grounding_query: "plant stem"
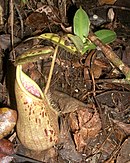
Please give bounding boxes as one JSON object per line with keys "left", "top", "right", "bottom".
{"left": 44, "top": 45, "right": 59, "bottom": 95}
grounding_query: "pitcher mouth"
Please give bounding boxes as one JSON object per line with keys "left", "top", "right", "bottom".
{"left": 16, "top": 65, "right": 44, "bottom": 100}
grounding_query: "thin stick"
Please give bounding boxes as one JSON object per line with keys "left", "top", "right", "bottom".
{"left": 44, "top": 45, "right": 59, "bottom": 95}
{"left": 10, "top": 0, "right": 15, "bottom": 60}
{"left": 90, "top": 70, "right": 96, "bottom": 96}
{"left": 88, "top": 31, "right": 130, "bottom": 82}
{"left": 14, "top": 2, "right": 24, "bottom": 39}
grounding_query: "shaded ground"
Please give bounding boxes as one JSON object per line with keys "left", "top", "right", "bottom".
{"left": 0, "top": 0, "right": 130, "bottom": 162}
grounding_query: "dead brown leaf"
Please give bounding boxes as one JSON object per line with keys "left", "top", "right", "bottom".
{"left": 74, "top": 132, "right": 87, "bottom": 152}
{"left": 112, "top": 119, "right": 130, "bottom": 134}
{"left": 36, "top": 5, "right": 61, "bottom": 24}
{"left": 79, "top": 111, "right": 102, "bottom": 139}
{"left": 91, "top": 64, "right": 102, "bottom": 79}
{"left": 58, "top": 117, "right": 82, "bottom": 162}
{"left": 69, "top": 105, "right": 102, "bottom": 152}
{"left": 25, "top": 12, "right": 49, "bottom": 30}
{"left": 116, "top": 137, "right": 130, "bottom": 163}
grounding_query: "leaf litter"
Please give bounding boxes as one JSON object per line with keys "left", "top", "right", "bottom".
{"left": 0, "top": 0, "right": 130, "bottom": 162}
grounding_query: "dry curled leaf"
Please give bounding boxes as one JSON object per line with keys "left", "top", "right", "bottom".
{"left": 117, "top": 137, "right": 130, "bottom": 163}
{"left": 79, "top": 111, "right": 101, "bottom": 138}
{"left": 0, "top": 108, "right": 17, "bottom": 139}
{"left": 59, "top": 118, "right": 82, "bottom": 162}
{"left": 25, "top": 12, "right": 49, "bottom": 30}
{"left": 69, "top": 106, "right": 102, "bottom": 151}
{"left": 73, "top": 132, "right": 87, "bottom": 152}
{"left": 112, "top": 119, "right": 130, "bottom": 134}
{"left": 36, "top": 5, "right": 61, "bottom": 24}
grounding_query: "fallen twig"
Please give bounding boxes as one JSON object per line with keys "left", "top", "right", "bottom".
{"left": 88, "top": 31, "right": 130, "bottom": 83}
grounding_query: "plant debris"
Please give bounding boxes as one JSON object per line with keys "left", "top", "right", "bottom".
{"left": 0, "top": 0, "right": 130, "bottom": 162}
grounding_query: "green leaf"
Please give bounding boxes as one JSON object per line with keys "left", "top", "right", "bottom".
{"left": 82, "top": 29, "right": 116, "bottom": 54}
{"left": 67, "top": 34, "right": 84, "bottom": 53}
{"left": 74, "top": 7, "right": 90, "bottom": 43}
{"left": 21, "top": 0, "right": 28, "bottom": 4}
{"left": 37, "top": 33, "right": 77, "bottom": 54}
{"left": 95, "top": 29, "right": 116, "bottom": 44}
{"left": 15, "top": 46, "right": 54, "bottom": 65}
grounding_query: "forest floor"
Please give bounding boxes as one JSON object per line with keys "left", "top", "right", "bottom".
{"left": 0, "top": 0, "right": 130, "bottom": 162}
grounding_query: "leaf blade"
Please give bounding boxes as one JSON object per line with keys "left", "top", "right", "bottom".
{"left": 82, "top": 30, "right": 116, "bottom": 53}
{"left": 74, "top": 7, "right": 90, "bottom": 43}
{"left": 15, "top": 46, "right": 54, "bottom": 65}
{"left": 67, "top": 34, "right": 84, "bottom": 53}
